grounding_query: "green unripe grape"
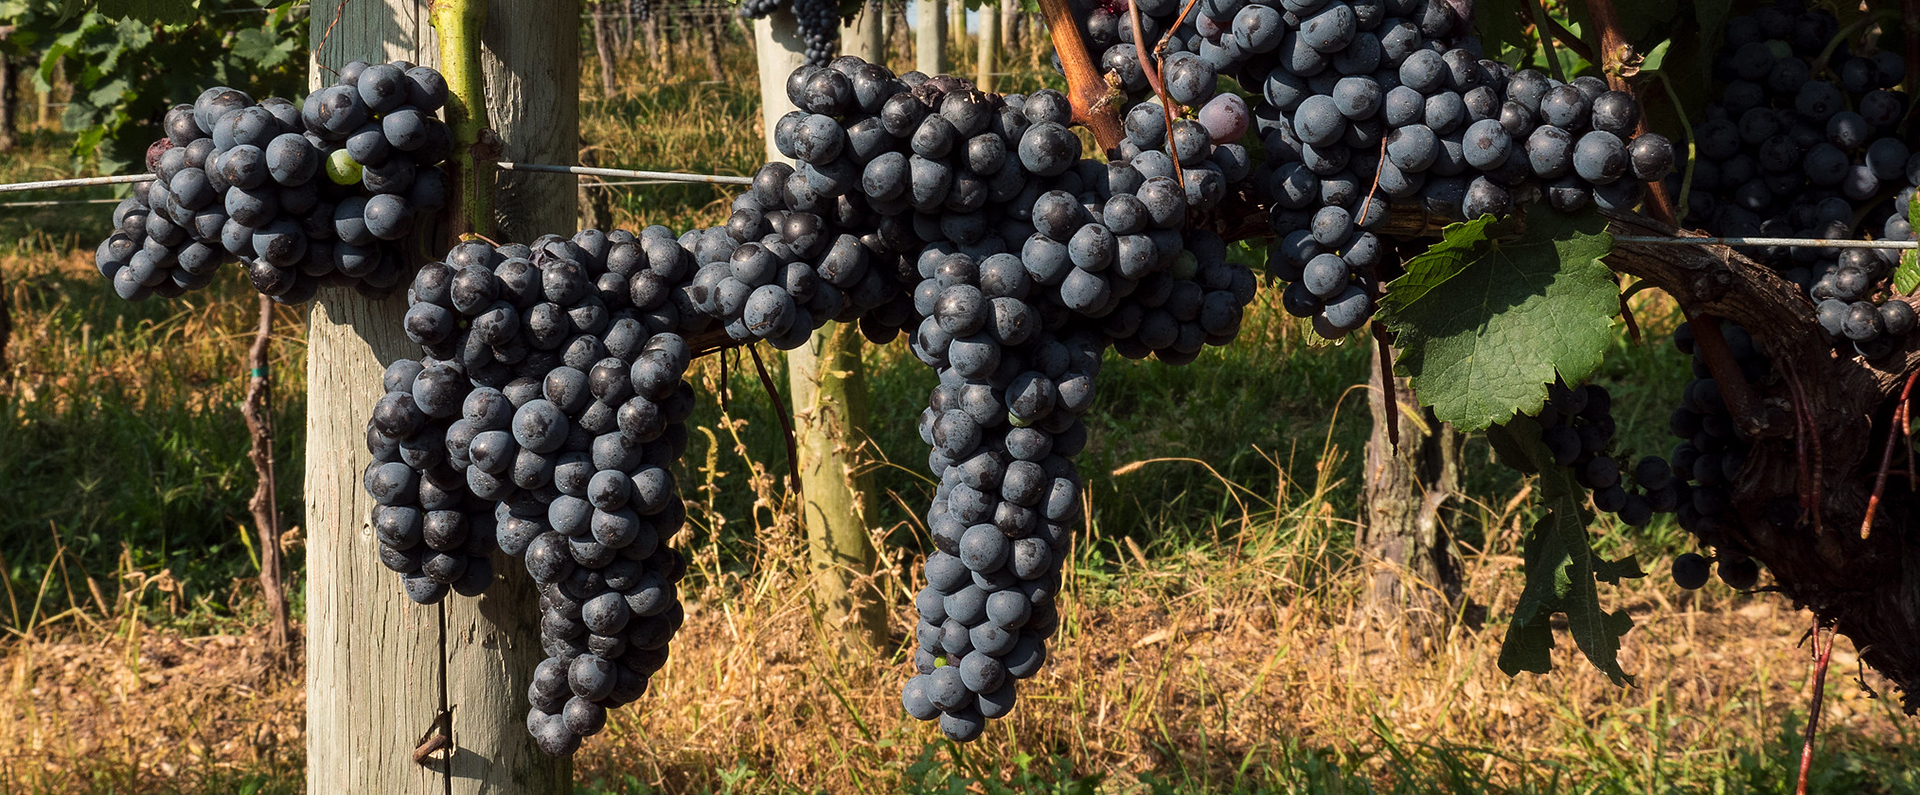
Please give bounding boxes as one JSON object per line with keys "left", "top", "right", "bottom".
{"left": 326, "top": 148, "right": 364, "bottom": 186}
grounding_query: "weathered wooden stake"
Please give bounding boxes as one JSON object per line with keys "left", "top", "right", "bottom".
{"left": 976, "top": 4, "right": 996, "bottom": 92}
{"left": 305, "top": 0, "right": 577, "bottom": 791}
{"left": 241, "top": 295, "right": 290, "bottom": 656}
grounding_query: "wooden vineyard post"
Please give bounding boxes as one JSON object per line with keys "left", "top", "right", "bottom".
{"left": 949, "top": 0, "right": 965, "bottom": 64}
{"left": 756, "top": 8, "right": 891, "bottom": 653}
{"left": 840, "top": 0, "right": 885, "bottom": 70}
{"left": 976, "top": 2, "right": 996, "bottom": 92}
{"left": 917, "top": 0, "right": 946, "bottom": 75}
{"left": 304, "top": 0, "right": 576, "bottom": 791}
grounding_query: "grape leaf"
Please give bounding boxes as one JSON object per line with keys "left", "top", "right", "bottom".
{"left": 233, "top": 27, "right": 295, "bottom": 69}
{"left": 1638, "top": 39, "right": 1671, "bottom": 72}
{"left": 1896, "top": 192, "right": 1920, "bottom": 295}
{"left": 1472, "top": 0, "right": 1531, "bottom": 64}
{"left": 1376, "top": 205, "right": 1618, "bottom": 432}
{"left": 95, "top": 0, "right": 194, "bottom": 25}
{"left": 1486, "top": 419, "right": 1642, "bottom": 686}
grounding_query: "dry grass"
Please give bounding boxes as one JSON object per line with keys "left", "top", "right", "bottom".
{"left": 4, "top": 441, "right": 1917, "bottom": 793}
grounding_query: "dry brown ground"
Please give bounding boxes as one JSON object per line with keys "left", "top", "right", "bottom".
{"left": 3, "top": 527, "right": 1913, "bottom": 793}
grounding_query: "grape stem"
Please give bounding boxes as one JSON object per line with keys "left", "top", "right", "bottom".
{"left": 1812, "top": 10, "right": 1900, "bottom": 79}
{"left": 1155, "top": 0, "right": 1204, "bottom": 62}
{"left": 431, "top": 0, "right": 496, "bottom": 241}
{"left": 1127, "top": 0, "right": 1184, "bottom": 191}
{"left": 1035, "top": 0, "right": 1125, "bottom": 154}
{"left": 1796, "top": 624, "right": 1835, "bottom": 795}
{"left": 746, "top": 342, "right": 804, "bottom": 501}
{"left": 1860, "top": 369, "right": 1920, "bottom": 539}
{"left": 1617, "top": 290, "right": 1640, "bottom": 345}
{"left": 1521, "top": 0, "right": 1567, "bottom": 83}
{"left": 1370, "top": 323, "right": 1401, "bottom": 451}
{"left": 1582, "top": 0, "right": 1677, "bottom": 224}
{"left": 1534, "top": 9, "right": 1594, "bottom": 65}
{"left": 1653, "top": 72, "right": 1696, "bottom": 224}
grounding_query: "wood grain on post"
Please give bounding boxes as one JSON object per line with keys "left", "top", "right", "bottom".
{"left": 305, "top": 1, "right": 576, "bottom": 791}
{"left": 759, "top": 8, "right": 891, "bottom": 652}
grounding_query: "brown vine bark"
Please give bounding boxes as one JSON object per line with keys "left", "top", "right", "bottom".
{"left": 0, "top": 254, "right": 10, "bottom": 379}
{"left": 0, "top": 51, "right": 17, "bottom": 153}
{"left": 644, "top": 13, "right": 664, "bottom": 75}
{"left": 593, "top": 2, "right": 618, "bottom": 97}
{"left": 1361, "top": 338, "right": 1464, "bottom": 647}
{"left": 703, "top": 5, "right": 725, "bottom": 83}
{"left": 1582, "top": 212, "right": 1920, "bottom": 710}
{"left": 1034, "top": 0, "right": 1124, "bottom": 154}
{"left": 240, "top": 295, "right": 290, "bottom": 658}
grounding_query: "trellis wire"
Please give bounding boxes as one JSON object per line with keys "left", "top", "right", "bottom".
{"left": 495, "top": 162, "right": 752, "bottom": 185}
{"left": 1612, "top": 235, "right": 1920, "bottom": 250}
{"left": 0, "top": 163, "right": 751, "bottom": 195}
{"left": 3, "top": 171, "right": 1913, "bottom": 251}
{"left": 0, "top": 198, "right": 123, "bottom": 208}
{"left": 0, "top": 174, "right": 159, "bottom": 194}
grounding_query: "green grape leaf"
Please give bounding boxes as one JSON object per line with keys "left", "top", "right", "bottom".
{"left": 233, "top": 26, "right": 296, "bottom": 69}
{"left": 1897, "top": 192, "right": 1920, "bottom": 295}
{"left": 1638, "top": 38, "right": 1671, "bottom": 72}
{"left": 95, "top": 0, "right": 194, "bottom": 24}
{"left": 1376, "top": 205, "right": 1618, "bottom": 432}
{"left": 1486, "top": 420, "right": 1641, "bottom": 687}
{"left": 1472, "top": 0, "right": 1531, "bottom": 61}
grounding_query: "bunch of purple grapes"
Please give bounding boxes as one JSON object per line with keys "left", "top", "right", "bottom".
{"left": 1682, "top": 0, "right": 1918, "bottom": 358}
{"left": 93, "top": 60, "right": 452, "bottom": 304}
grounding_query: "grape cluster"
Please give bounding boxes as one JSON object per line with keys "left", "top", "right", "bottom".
{"left": 93, "top": 61, "right": 451, "bottom": 304}
{"left": 758, "top": 58, "right": 1260, "bottom": 737}
{"left": 365, "top": 357, "right": 500, "bottom": 605}
{"left": 370, "top": 231, "right": 705, "bottom": 755}
{"left": 1083, "top": 0, "right": 1680, "bottom": 338}
{"left": 737, "top": 0, "right": 842, "bottom": 67}
{"left": 1519, "top": 382, "right": 1681, "bottom": 530}
{"left": 899, "top": 328, "right": 1099, "bottom": 740}
{"left": 1276, "top": 29, "right": 1674, "bottom": 334}
{"left": 1060, "top": 0, "right": 1682, "bottom": 339}
{"left": 1662, "top": 322, "right": 1769, "bottom": 591}
{"left": 1683, "top": 0, "right": 1918, "bottom": 356}
{"left": 1508, "top": 326, "right": 1771, "bottom": 594}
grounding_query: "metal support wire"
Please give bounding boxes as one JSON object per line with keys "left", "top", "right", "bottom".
{"left": 3, "top": 169, "right": 1916, "bottom": 251}
{"left": 0, "top": 162, "right": 753, "bottom": 195}
{"left": 1612, "top": 235, "right": 1920, "bottom": 251}
{"left": 0, "top": 198, "right": 123, "bottom": 208}
{"left": 495, "top": 162, "right": 752, "bottom": 185}
{"left": 0, "top": 174, "right": 161, "bottom": 194}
